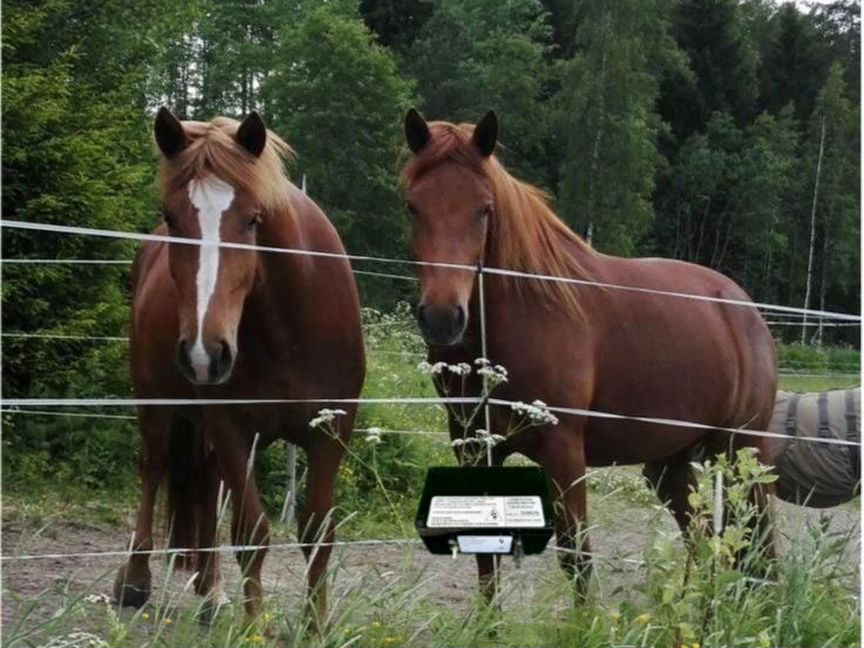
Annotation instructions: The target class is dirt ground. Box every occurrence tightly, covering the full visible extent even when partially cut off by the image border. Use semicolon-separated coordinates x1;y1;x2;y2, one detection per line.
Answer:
2;484;859;633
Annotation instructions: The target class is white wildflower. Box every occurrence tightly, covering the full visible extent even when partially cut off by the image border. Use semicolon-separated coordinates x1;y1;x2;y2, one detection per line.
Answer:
474;357;491;367
417;360;448;376
309;408;348;429
364;427;383;444
450;438;466;448
477;363;508;387
83;593;110;606
447;362;472;376
510;400;559;426
473;429;507;446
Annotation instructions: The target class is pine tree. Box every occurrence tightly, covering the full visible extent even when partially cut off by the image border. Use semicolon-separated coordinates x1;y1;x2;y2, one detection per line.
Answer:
761;3;828;120
407;0;556;186
659;0;759;140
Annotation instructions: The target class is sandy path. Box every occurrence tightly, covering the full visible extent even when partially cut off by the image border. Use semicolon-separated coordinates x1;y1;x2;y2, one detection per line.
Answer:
3;486;858;638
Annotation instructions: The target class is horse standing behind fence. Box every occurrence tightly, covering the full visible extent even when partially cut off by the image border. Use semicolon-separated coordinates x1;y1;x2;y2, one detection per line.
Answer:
401;109;778;600
114;108;365;623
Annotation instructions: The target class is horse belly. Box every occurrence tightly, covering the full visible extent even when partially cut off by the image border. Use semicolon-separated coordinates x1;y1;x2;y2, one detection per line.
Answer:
584;417;704;466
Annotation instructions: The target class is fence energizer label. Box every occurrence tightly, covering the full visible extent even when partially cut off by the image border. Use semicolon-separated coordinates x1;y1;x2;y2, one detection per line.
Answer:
426;496;545;528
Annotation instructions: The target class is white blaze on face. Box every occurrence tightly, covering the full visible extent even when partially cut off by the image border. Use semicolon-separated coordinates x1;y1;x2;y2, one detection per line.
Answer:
187;176;235;382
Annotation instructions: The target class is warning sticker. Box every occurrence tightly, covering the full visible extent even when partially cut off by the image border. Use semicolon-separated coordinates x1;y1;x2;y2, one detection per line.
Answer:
457;535;513;554
427;496;545;528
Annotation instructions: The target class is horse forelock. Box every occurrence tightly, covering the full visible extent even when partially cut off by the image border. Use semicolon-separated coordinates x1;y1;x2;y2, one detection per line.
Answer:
402;121;594;320
156;116;294;216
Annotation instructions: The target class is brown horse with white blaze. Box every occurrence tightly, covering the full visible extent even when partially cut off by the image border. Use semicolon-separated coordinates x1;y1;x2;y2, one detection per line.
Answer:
114;108;365;621
401;109;778;599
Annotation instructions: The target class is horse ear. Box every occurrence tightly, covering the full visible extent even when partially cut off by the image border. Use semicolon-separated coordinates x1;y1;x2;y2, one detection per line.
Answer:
154;107;187;159
236;111;267;158
472;110;498;157
404;108;430;154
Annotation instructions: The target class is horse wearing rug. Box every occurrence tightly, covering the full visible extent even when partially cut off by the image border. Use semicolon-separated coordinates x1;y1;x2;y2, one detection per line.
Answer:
770;388;860;507
401;109;778;599
114;108;365;621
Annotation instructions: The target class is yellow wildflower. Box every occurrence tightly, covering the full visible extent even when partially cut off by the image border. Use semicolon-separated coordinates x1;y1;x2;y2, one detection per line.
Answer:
249;634;264;645
383;638;397;644
635;613;651;625
163;618;172;625
140;612;150;620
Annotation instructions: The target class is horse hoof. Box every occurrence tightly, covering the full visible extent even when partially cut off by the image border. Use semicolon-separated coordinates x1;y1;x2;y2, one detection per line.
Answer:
113;565;151;608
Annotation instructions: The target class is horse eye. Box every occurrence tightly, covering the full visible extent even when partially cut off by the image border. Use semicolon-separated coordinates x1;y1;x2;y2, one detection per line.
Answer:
481;205;493;219
162;210;176;228
406;203;418;217
247;213;262;230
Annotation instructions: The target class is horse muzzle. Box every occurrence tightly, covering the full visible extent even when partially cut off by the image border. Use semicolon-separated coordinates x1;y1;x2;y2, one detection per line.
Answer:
175;338;235;385
417;303;467;347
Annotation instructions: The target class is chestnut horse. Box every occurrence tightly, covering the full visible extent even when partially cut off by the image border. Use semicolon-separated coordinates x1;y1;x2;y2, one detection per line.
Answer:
401;109;777;599
114;108;365;621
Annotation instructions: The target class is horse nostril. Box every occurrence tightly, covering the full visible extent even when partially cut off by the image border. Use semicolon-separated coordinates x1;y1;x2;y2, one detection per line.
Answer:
218;340;232;367
175;340;190;369
454;305;466;330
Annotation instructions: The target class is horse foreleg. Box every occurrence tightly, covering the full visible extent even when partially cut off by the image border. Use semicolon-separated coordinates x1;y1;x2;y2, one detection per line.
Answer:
298;438;345;629
207;416;270;619
538;428;592;603
643;448;697;536
114;406;170;607
193;466;224;604
445;406;504;603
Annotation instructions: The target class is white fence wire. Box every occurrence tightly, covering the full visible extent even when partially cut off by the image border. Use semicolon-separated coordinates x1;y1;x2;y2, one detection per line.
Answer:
1;216;860;571
2;219;860;321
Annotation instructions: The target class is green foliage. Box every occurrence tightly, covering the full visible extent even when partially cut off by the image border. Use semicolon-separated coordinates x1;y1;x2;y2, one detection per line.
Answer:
731;108;800;303
659;0;760;139
760;3;830;120
556;0;683;255
777;341;860;374
263;1;414;298
407;0;557;186
802;64;860;324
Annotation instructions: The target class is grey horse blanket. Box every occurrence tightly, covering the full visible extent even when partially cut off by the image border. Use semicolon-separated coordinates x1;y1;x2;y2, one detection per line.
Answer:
772;388;860;508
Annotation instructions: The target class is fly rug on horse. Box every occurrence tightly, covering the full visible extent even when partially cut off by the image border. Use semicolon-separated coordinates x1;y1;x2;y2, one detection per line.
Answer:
401;108;778;601
114;108;365;624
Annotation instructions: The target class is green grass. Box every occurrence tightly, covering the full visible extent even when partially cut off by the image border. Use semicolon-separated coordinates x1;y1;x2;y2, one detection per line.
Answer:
777;342;860;373
4;454;858;648
778;373;860;392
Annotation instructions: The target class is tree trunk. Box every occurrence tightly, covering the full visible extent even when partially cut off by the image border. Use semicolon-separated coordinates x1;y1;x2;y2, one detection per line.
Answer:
586;50;607;234
801;116;826;344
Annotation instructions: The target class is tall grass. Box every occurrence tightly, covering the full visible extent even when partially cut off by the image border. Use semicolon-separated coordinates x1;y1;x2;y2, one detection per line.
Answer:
5;453;859;648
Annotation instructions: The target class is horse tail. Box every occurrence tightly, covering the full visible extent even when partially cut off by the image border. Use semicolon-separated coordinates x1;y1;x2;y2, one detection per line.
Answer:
166;416;219;572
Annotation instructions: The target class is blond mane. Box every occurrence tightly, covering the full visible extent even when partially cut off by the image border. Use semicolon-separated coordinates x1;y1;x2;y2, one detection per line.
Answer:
402;121;595;318
156;116;294;215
